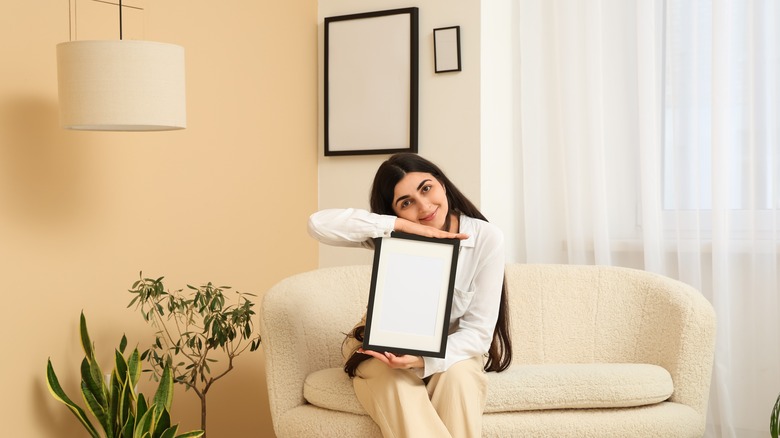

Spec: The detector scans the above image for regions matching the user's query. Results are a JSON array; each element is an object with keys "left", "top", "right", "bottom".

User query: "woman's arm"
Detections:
[
  {"left": 393, "top": 218, "right": 469, "bottom": 240},
  {"left": 308, "top": 208, "right": 468, "bottom": 248},
  {"left": 307, "top": 208, "right": 396, "bottom": 248}
]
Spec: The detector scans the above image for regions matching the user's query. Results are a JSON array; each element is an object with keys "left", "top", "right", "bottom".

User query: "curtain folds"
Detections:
[{"left": 516, "top": 1, "right": 779, "bottom": 436}]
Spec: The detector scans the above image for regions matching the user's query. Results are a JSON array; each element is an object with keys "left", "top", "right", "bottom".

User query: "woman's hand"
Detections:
[
  {"left": 394, "top": 218, "right": 469, "bottom": 240},
  {"left": 358, "top": 348, "right": 424, "bottom": 370}
]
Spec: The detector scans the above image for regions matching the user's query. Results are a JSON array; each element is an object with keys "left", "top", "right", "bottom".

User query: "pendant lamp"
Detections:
[{"left": 57, "top": 0, "right": 186, "bottom": 131}]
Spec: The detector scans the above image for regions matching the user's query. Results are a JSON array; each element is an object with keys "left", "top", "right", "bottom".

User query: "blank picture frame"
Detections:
[
  {"left": 324, "top": 8, "right": 419, "bottom": 156},
  {"left": 433, "top": 26, "right": 462, "bottom": 73},
  {"left": 363, "top": 232, "right": 460, "bottom": 358}
]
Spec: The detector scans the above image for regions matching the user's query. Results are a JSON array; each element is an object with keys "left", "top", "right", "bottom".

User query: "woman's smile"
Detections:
[{"left": 420, "top": 208, "right": 438, "bottom": 223}]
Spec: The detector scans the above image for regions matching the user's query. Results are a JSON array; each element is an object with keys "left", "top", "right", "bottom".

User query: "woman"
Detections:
[{"left": 308, "top": 153, "right": 512, "bottom": 438}]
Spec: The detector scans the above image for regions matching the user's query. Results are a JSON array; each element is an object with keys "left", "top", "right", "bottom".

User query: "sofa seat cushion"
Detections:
[
  {"left": 484, "top": 363, "right": 673, "bottom": 412},
  {"left": 303, "top": 363, "right": 674, "bottom": 415}
]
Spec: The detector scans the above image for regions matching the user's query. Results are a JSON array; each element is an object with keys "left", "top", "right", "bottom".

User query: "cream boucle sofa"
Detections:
[{"left": 259, "top": 264, "right": 716, "bottom": 437}]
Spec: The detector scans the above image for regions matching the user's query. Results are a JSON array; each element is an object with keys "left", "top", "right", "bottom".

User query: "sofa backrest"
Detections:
[
  {"left": 262, "top": 263, "right": 711, "bottom": 369},
  {"left": 504, "top": 264, "right": 707, "bottom": 367}
]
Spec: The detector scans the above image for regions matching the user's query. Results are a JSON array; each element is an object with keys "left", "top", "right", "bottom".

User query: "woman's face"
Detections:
[{"left": 391, "top": 172, "right": 449, "bottom": 230}]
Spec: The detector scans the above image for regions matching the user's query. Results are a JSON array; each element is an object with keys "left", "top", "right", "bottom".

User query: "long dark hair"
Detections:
[{"left": 344, "top": 153, "right": 512, "bottom": 376}]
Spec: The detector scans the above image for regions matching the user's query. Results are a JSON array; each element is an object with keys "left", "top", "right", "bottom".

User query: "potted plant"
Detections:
[
  {"left": 46, "top": 311, "right": 203, "bottom": 438},
  {"left": 127, "top": 274, "right": 261, "bottom": 437},
  {"left": 772, "top": 391, "right": 780, "bottom": 438}
]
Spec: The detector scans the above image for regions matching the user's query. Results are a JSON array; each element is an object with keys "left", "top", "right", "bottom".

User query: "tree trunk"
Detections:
[{"left": 201, "top": 395, "right": 207, "bottom": 438}]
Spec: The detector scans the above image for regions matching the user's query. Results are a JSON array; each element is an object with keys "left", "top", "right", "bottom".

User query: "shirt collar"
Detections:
[{"left": 458, "top": 214, "right": 476, "bottom": 248}]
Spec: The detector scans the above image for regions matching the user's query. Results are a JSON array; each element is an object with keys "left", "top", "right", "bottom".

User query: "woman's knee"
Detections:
[{"left": 429, "top": 357, "right": 488, "bottom": 396}]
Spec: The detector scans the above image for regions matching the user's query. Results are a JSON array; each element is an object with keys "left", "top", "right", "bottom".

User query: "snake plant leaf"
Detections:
[
  {"left": 81, "top": 379, "right": 111, "bottom": 437},
  {"left": 771, "top": 391, "right": 780, "bottom": 438},
  {"left": 80, "top": 357, "right": 108, "bottom": 410},
  {"left": 151, "top": 406, "right": 172, "bottom": 438},
  {"left": 121, "top": 372, "right": 137, "bottom": 424},
  {"left": 174, "top": 431, "right": 205, "bottom": 438},
  {"left": 135, "top": 394, "right": 149, "bottom": 428},
  {"left": 115, "top": 349, "right": 129, "bottom": 388},
  {"left": 109, "top": 369, "right": 126, "bottom": 435},
  {"left": 81, "top": 319, "right": 109, "bottom": 424},
  {"left": 120, "top": 334, "right": 128, "bottom": 354},
  {"left": 121, "top": 411, "right": 136, "bottom": 438},
  {"left": 158, "top": 426, "right": 178, "bottom": 438},
  {"left": 133, "top": 405, "right": 155, "bottom": 438},
  {"left": 128, "top": 348, "right": 142, "bottom": 390},
  {"left": 152, "top": 364, "right": 174, "bottom": 411},
  {"left": 46, "top": 359, "right": 100, "bottom": 438},
  {"left": 79, "top": 311, "right": 95, "bottom": 361}
]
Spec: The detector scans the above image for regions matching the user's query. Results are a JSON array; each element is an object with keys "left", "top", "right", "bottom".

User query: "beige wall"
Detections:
[{"left": 0, "top": 1, "right": 317, "bottom": 437}]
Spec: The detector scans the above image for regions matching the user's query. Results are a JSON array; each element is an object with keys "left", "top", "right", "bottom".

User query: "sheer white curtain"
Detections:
[{"left": 515, "top": 0, "right": 780, "bottom": 436}]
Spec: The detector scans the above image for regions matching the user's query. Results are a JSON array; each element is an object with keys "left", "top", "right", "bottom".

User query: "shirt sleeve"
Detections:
[
  {"left": 307, "top": 208, "right": 397, "bottom": 249},
  {"left": 418, "top": 223, "right": 505, "bottom": 378}
]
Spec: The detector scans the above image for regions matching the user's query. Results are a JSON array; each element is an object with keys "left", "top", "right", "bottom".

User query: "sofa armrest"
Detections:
[
  {"left": 259, "top": 266, "right": 372, "bottom": 432},
  {"left": 259, "top": 281, "right": 311, "bottom": 430},
  {"left": 638, "top": 273, "right": 716, "bottom": 417}
]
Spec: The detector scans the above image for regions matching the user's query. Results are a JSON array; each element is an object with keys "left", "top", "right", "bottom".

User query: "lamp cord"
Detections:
[
  {"left": 67, "top": 0, "right": 75, "bottom": 41},
  {"left": 119, "top": 0, "right": 123, "bottom": 39}
]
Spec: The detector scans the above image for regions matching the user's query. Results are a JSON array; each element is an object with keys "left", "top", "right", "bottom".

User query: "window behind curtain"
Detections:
[{"left": 662, "top": 0, "right": 778, "bottom": 212}]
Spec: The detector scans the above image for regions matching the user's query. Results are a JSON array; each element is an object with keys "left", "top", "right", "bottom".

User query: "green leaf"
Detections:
[
  {"left": 251, "top": 338, "right": 261, "bottom": 351},
  {"left": 79, "top": 311, "right": 95, "bottom": 361},
  {"left": 121, "top": 411, "right": 135, "bottom": 438},
  {"left": 117, "top": 371, "right": 135, "bottom": 427},
  {"left": 159, "top": 426, "right": 178, "bottom": 438},
  {"left": 153, "top": 364, "right": 174, "bottom": 411},
  {"left": 174, "top": 431, "right": 204, "bottom": 438},
  {"left": 46, "top": 359, "right": 100, "bottom": 438},
  {"left": 128, "top": 348, "right": 141, "bottom": 389},
  {"left": 151, "top": 406, "right": 171, "bottom": 438},
  {"left": 133, "top": 406, "right": 154, "bottom": 438},
  {"left": 80, "top": 356, "right": 107, "bottom": 409},
  {"left": 81, "top": 379, "right": 111, "bottom": 437},
  {"left": 114, "top": 349, "right": 129, "bottom": 388},
  {"left": 120, "top": 335, "right": 128, "bottom": 354},
  {"left": 136, "top": 395, "right": 149, "bottom": 428},
  {"left": 771, "top": 391, "right": 780, "bottom": 438},
  {"left": 109, "top": 371, "right": 121, "bottom": 435}
]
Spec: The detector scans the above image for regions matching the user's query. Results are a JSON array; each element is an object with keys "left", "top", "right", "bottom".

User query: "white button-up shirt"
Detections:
[{"left": 308, "top": 208, "right": 505, "bottom": 378}]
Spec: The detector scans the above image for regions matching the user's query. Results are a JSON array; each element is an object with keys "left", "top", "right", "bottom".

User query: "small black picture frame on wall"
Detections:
[
  {"left": 433, "top": 26, "right": 461, "bottom": 73},
  {"left": 324, "top": 7, "right": 419, "bottom": 156}
]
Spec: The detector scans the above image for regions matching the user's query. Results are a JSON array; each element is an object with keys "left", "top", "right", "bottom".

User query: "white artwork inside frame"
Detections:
[{"left": 377, "top": 252, "right": 444, "bottom": 337}]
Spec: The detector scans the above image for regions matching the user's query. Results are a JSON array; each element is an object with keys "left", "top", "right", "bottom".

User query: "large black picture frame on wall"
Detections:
[{"left": 324, "top": 7, "right": 419, "bottom": 156}]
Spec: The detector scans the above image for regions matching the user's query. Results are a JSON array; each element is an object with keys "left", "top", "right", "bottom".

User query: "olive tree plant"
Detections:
[{"left": 127, "top": 274, "right": 261, "bottom": 437}]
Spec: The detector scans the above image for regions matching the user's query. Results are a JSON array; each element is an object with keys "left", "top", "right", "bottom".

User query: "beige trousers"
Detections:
[{"left": 352, "top": 355, "right": 488, "bottom": 438}]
